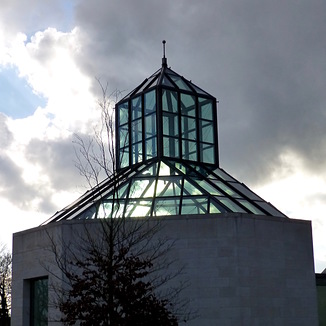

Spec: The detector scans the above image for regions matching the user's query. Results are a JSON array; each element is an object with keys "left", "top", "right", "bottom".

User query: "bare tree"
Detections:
[
  {"left": 0, "top": 244, "right": 11, "bottom": 325},
  {"left": 73, "top": 80, "right": 121, "bottom": 188},
  {"left": 46, "top": 81, "right": 190, "bottom": 325}
]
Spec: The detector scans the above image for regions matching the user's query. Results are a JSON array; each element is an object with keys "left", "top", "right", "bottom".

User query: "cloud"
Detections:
[
  {"left": 0, "top": 151, "right": 54, "bottom": 212},
  {"left": 0, "top": 0, "right": 72, "bottom": 35},
  {"left": 0, "top": 134, "right": 88, "bottom": 215},
  {"left": 2, "top": 25, "right": 99, "bottom": 157},
  {"left": 67, "top": 0, "right": 326, "bottom": 188},
  {"left": 25, "top": 136, "right": 82, "bottom": 191},
  {"left": 0, "top": 114, "right": 13, "bottom": 148},
  {"left": 0, "top": 23, "right": 99, "bottom": 215},
  {"left": 5, "top": 27, "right": 84, "bottom": 99}
]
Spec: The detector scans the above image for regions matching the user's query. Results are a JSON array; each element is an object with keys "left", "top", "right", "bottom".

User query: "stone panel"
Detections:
[{"left": 11, "top": 214, "right": 319, "bottom": 325}]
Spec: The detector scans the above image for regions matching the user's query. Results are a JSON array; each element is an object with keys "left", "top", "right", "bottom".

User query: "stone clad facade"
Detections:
[{"left": 12, "top": 213, "right": 318, "bottom": 325}]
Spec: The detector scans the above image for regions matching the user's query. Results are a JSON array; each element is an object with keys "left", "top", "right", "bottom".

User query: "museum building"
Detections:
[{"left": 11, "top": 48, "right": 319, "bottom": 325}]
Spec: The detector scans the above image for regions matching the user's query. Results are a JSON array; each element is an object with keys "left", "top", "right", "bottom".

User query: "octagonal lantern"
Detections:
[{"left": 115, "top": 56, "right": 219, "bottom": 171}]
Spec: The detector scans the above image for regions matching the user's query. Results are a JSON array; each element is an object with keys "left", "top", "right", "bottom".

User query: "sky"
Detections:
[{"left": 0, "top": 0, "right": 326, "bottom": 271}]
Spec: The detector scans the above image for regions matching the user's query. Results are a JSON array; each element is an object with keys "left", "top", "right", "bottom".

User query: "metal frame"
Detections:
[
  {"left": 43, "top": 59, "right": 287, "bottom": 225},
  {"left": 115, "top": 63, "right": 219, "bottom": 172}
]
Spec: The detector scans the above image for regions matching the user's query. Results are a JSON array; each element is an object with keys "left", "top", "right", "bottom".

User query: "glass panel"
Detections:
[
  {"left": 161, "top": 76, "right": 174, "bottom": 87},
  {"left": 119, "top": 148, "right": 129, "bottom": 168},
  {"left": 154, "top": 198, "right": 180, "bottom": 216},
  {"left": 132, "top": 142, "right": 142, "bottom": 165},
  {"left": 193, "top": 165, "right": 209, "bottom": 176},
  {"left": 181, "top": 117, "right": 196, "bottom": 140},
  {"left": 125, "top": 200, "right": 152, "bottom": 217},
  {"left": 132, "top": 96, "right": 142, "bottom": 120},
  {"left": 159, "top": 161, "right": 174, "bottom": 176},
  {"left": 118, "top": 102, "right": 129, "bottom": 126},
  {"left": 163, "top": 113, "right": 178, "bottom": 136},
  {"left": 156, "top": 177, "right": 182, "bottom": 197},
  {"left": 194, "top": 179, "right": 222, "bottom": 195},
  {"left": 212, "top": 181, "right": 242, "bottom": 198},
  {"left": 145, "top": 114, "right": 156, "bottom": 138},
  {"left": 144, "top": 89, "right": 156, "bottom": 114},
  {"left": 229, "top": 183, "right": 262, "bottom": 200},
  {"left": 136, "top": 76, "right": 157, "bottom": 94},
  {"left": 129, "top": 178, "right": 155, "bottom": 198},
  {"left": 97, "top": 201, "right": 111, "bottom": 218},
  {"left": 111, "top": 200, "right": 126, "bottom": 218},
  {"left": 219, "top": 198, "right": 246, "bottom": 213},
  {"left": 237, "top": 199, "right": 265, "bottom": 215},
  {"left": 119, "top": 125, "right": 129, "bottom": 147},
  {"left": 107, "top": 182, "right": 129, "bottom": 200},
  {"left": 183, "top": 180, "right": 203, "bottom": 196},
  {"left": 199, "top": 98, "right": 213, "bottom": 120},
  {"left": 117, "top": 183, "right": 129, "bottom": 199},
  {"left": 131, "top": 119, "right": 142, "bottom": 144},
  {"left": 210, "top": 200, "right": 228, "bottom": 213},
  {"left": 76, "top": 205, "right": 96, "bottom": 220},
  {"left": 181, "top": 93, "right": 196, "bottom": 117},
  {"left": 199, "top": 120, "right": 214, "bottom": 143},
  {"left": 145, "top": 137, "right": 157, "bottom": 160},
  {"left": 182, "top": 140, "right": 197, "bottom": 161},
  {"left": 181, "top": 197, "right": 208, "bottom": 214},
  {"left": 163, "top": 136, "right": 179, "bottom": 158},
  {"left": 168, "top": 74, "right": 192, "bottom": 91},
  {"left": 201, "top": 144, "right": 215, "bottom": 164},
  {"left": 97, "top": 197, "right": 127, "bottom": 218},
  {"left": 162, "top": 89, "right": 178, "bottom": 113},
  {"left": 254, "top": 201, "right": 287, "bottom": 217},
  {"left": 31, "top": 278, "right": 48, "bottom": 326},
  {"left": 166, "top": 69, "right": 177, "bottom": 76},
  {"left": 140, "top": 162, "right": 158, "bottom": 176},
  {"left": 192, "top": 83, "right": 209, "bottom": 95},
  {"left": 211, "top": 168, "right": 237, "bottom": 182}
]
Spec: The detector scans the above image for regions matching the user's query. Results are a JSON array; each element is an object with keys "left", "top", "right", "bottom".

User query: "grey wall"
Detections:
[{"left": 12, "top": 214, "right": 319, "bottom": 326}]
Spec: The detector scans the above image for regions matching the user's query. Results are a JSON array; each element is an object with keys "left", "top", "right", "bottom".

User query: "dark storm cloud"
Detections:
[
  {"left": 74, "top": 0, "right": 326, "bottom": 186},
  {"left": 25, "top": 136, "right": 82, "bottom": 191},
  {"left": 0, "top": 152, "right": 56, "bottom": 212},
  {"left": 217, "top": 0, "right": 326, "bottom": 183}
]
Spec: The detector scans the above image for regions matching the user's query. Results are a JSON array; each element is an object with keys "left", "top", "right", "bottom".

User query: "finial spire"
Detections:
[
  {"left": 162, "top": 40, "right": 167, "bottom": 67},
  {"left": 163, "top": 40, "right": 166, "bottom": 58}
]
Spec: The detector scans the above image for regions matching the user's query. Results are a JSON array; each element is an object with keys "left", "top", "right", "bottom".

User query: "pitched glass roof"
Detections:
[
  {"left": 121, "top": 66, "right": 213, "bottom": 101},
  {"left": 42, "top": 158, "right": 286, "bottom": 225}
]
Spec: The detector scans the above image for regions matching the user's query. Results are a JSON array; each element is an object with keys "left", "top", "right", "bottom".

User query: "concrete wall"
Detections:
[{"left": 12, "top": 214, "right": 319, "bottom": 325}]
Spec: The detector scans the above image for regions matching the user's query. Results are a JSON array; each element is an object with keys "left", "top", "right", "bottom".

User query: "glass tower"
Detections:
[{"left": 116, "top": 55, "right": 218, "bottom": 170}]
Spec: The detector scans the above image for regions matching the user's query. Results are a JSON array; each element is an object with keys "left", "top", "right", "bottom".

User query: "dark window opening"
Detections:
[{"left": 30, "top": 277, "right": 48, "bottom": 326}]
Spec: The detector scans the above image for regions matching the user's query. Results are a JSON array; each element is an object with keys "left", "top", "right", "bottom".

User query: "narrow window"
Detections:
[{"left": 30, "top": 277, "right": 48, "bottom": 326}]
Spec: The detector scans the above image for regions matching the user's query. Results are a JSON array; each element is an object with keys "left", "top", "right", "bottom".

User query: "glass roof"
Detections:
[
  {"left": 121, "top": 66, "right": 214, "bottom": 101},
  {"left": 42, "top": 57, "right": 287, "bottom": 225},
  {"left": 42, "top": 158, "right": 286, "bottom": 224}
]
